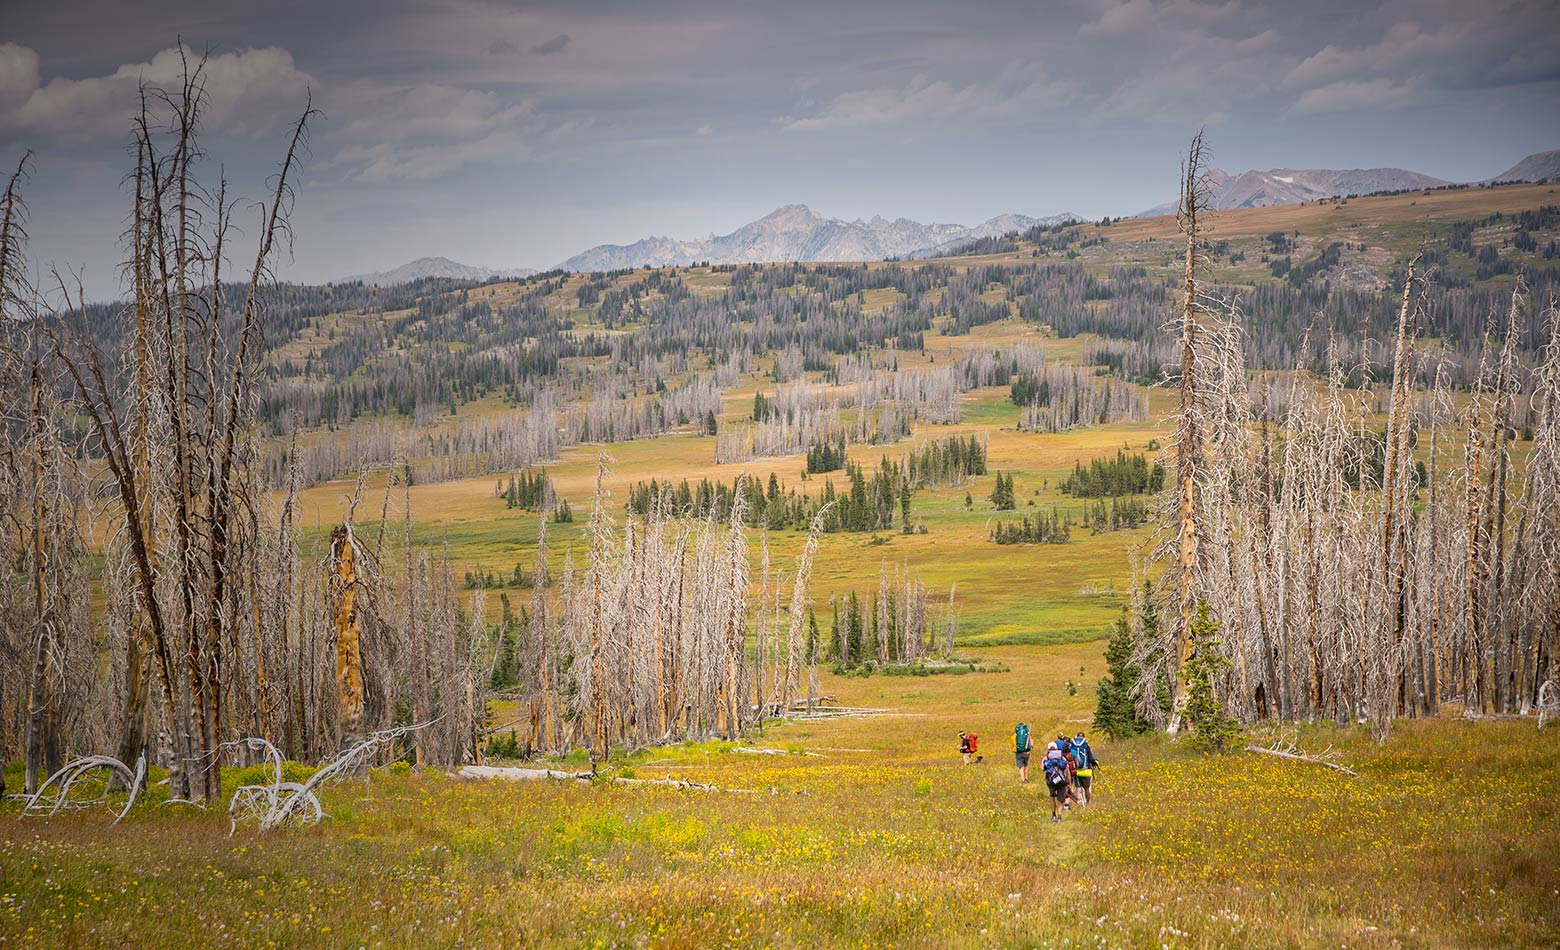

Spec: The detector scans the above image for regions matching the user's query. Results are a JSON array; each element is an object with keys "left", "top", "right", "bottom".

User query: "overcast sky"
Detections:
[{"left": 4, "top": 0, "right": 1558, "bottom": 298}]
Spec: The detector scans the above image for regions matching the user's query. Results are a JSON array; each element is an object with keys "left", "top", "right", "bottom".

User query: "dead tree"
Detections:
[
  {"left": 1167, "top": 131, "right": 1213, "bottom": 732},
  {"left": 328, "top": 524, "right": 367, "bottom": 740},
  {"left": 47, "top": 55, "right": 316, "bottom": 802}
]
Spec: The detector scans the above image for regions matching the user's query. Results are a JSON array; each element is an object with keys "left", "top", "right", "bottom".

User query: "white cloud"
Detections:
[
  {"left": 0, "top": 44, "right": 314, "bottom": 144},
  {"left": 0, "top": 43, "right": 41, "bottom": 112},
  {"left": 1293, "top": 77, "right": 1424, "bottom": 114}
]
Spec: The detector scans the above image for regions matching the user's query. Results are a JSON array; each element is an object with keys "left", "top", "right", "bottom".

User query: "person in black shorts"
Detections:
[
  {"left": 1068, "top": 731, "right": 1098, "bottom": 805},
  {"left": 1042, "top": 743, "right": 1070, "bottom": 822},
  {"left": 1014, "top": 722, "right": 1033, "bottom": 782}
]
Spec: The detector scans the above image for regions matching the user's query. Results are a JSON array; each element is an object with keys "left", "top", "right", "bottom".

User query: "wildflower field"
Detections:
[{"left": 3, "top": 642, "right": 1556, "bottom": 948}]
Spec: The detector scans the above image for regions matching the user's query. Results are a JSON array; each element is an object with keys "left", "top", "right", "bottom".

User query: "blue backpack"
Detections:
[
  {"left": 1044, "top": 756, "right": 1068, "bottom": 785},
  {"left": 1069, "top": 738, "right": 1092, "bottom": 769}
]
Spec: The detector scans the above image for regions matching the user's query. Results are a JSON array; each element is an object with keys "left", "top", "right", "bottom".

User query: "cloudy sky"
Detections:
[{"left": 4, "top": 0, "right": 1558, "bottom": 297}]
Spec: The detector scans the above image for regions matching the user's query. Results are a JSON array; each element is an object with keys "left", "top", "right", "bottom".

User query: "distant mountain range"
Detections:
[
  {"left": 339, "top": 256, "right": 537, "bottom": 286},
  {"left": 338, "top": 149, "right": 1559, "bottom": 286},
  {"left": 1137, "top": 148, "right": 1559, "bottom": 217},
  {"left": 554, "top": 204, "right": 1080, "bottom": 273}
]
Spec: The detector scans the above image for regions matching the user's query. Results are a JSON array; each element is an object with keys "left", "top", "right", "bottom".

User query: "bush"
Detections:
[
  {"left": 485, "top": 729, "right": 522, "bottom": 759},
  {"left": 229, "top": 759, "right": 318, "bottom": 789}
]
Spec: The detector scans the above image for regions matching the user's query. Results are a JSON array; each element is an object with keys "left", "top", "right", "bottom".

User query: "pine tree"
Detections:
[
  {"left": 1184, "top": 602, "right": 1239, "bottom": 752},
  {"left": 1094, "top": 608, "right": 1151, "bottom": 739}
]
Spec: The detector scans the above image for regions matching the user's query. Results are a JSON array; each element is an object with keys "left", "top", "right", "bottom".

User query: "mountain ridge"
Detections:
[
  {"left": 555, "top": 204, "right": 1080, "bottom": 273},
  {"left": 1137, "top": 148, "right": 1558, "bottom": 217}
]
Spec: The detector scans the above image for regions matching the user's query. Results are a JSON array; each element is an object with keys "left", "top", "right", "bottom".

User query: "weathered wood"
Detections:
[{"left": 1244, "top": 744, "right": 1357, "bottom": 776}]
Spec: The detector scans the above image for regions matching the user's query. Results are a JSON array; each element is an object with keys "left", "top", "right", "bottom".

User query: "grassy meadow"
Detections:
[{"left": 4, "top": 641, "right": 1558, "bottom": 947}]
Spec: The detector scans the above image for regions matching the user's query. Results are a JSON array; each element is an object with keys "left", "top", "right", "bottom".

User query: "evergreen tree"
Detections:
[
  {"left": 1184, "top": 602, "right": 1240, "bottom": 752},
  {"left": 1094, "top": 607, "right": 1152, "bottom": 739}
]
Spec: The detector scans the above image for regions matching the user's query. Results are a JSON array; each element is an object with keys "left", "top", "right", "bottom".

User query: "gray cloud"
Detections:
[
  {"left": 0, "top": 0, "right": 1555, "bottom": 299},
  {"left": 529, "top": 34, "right": 571, "bottom": 55},
  {"left": 784, "top": 64, "right": 1074, "bottom": 132}
]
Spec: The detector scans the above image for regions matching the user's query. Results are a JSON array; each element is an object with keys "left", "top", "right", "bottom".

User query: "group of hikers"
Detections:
[{"left": 958, "top": 724, "right": 1099, "bottom": 823}]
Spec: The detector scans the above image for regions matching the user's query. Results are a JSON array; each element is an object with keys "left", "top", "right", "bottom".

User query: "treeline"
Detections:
[
  {"left": 1140, "top": 137, "right": 1560, "bottom": 743},
  {"left": 989, "top": 509, "right": 1073, "bottom": 545},
  {"left": 826, "top": 568, "right": 955, "bottom": 668},
  {"left": 805, "top": 437, "right": 848, "bottom": 473},
  {"left": 1015, "top": 367, "right": 1148, "bottom": 432},
  {"left": 1081, "top": 495, "right": 1151, "bottom": 533},
  {"left": 626, "top": 457, "right": 916, "bottom": 534},
  {"left": 1060, "top": 451, "right": 1165, "bottom": 497},
  {"left": 495, "top": 469, "right": 556, "bottom": 510},
  {"left": 899, "top": 434, "right": 988, "bottom": 487}
]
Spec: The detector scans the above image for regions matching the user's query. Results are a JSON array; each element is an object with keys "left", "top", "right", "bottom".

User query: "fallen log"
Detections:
[{"left": 1244, "top": 744, "right": 1358, "bottom": 776}]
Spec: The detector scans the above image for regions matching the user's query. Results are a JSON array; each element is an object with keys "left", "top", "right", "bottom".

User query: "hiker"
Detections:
[
  {"left": 959, "top": 731, "right": 982, "bottom": 765},
  {"left": 1058, "top": 742, "right": 1080, "bottom": 811},
  {"left": 1068, "top": 731, "right": 1099, "bottom": 805},
  {"left": 1042, "top": 743, "right": 1070, "bottom": 822},
  {"left": 1014, "top": 722, "right": 1033, "bottom": 782}
]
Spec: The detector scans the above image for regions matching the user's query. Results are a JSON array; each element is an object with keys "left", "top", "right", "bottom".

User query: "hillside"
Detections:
[
  {"left": 556, "top": 204, "right": 1078, "bottom": 272},
  {"left": 1491, "top": 148, "right": 1560, "bottom": 183}
]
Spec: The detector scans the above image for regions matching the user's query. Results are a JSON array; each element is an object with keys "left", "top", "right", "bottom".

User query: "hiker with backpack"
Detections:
[
  {"left": 959, "top": 731, "right": 983, "bottom": 765},
  {"left": 1042, "top": 743, "right": 1071, "bottom": 822},
  {"left": 1059, "top": 742, "right": 1081, "bottom": 811},
  {"left": 1013, "top": 722, "right": 1033, "bottom": 782},
  {"left": 1068, "top": 731, "right": 1099, "bottom": 805}
]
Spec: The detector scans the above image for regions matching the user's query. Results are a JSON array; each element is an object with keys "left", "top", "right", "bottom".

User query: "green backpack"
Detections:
[{"left": 1015, "top": 723, "right": 1031, "bottom": 753}]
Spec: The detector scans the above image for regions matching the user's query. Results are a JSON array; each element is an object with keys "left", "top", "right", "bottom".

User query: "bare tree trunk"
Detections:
[
  {"left": 1169, "top": 131, "right": 1209, "bottom": 732},
  {"left": 329, "top": 525, "right": 366, "bottom": 740}
]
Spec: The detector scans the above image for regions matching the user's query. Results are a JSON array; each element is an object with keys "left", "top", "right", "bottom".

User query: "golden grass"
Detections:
[{"left": 4, "top": 641, "right": 1556, "bottom": 948}]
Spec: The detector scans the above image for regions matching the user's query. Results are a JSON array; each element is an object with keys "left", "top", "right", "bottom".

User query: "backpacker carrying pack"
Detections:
[{"left": 1045, "top": 756, "right": 1067, "bottom": 786}]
